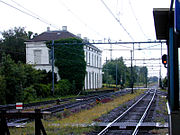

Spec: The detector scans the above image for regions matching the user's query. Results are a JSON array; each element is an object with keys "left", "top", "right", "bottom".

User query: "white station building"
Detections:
[{"left": 26, "top": 26, "right": 102, "bottom": 90}]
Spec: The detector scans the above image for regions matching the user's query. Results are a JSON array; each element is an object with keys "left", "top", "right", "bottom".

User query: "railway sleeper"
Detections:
[{"left": 96, "top": 122, "right": 168, "bottom": 130}]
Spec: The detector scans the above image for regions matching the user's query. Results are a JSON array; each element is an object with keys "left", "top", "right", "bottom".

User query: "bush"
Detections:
[
  {"left": 0, "top": 76, "right": 6, "bottom": 104},
  {"left": 55, "top": 79, "right": 71, "bottom": 96},
  {"left": 23, "top": 86, "right": 37, "bottom": 102},
  {"left": 34, "top": 83, "right": 51, "bottom": 98}
]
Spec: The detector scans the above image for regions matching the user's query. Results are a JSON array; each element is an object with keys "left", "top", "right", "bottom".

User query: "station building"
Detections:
[{"left": 25, "top": 26, "right": 102, "bottom": 90}]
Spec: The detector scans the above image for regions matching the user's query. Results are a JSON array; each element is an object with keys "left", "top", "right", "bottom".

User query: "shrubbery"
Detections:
[
  {"left": 55, "top": 79, "right": 71, "bottom": 96},
  {"left": 0, "top": 54, "right": 76, "bottom": 104},
  {"left": 34, "top": 83, "right": 51, "bottom": 98},
  {"left": 0, "top": 75, "right": 6, "bottom": 104},
  {"left": 23, "top": 86, "right": 37, "bottom": 102},
  {"left": 47, "top": 38, "right": 86, "bottom": 94}
]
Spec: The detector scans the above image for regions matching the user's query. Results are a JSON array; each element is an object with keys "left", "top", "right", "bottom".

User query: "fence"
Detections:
[{"left": 0, "top": 109, "right": 47, "bottom": 135}]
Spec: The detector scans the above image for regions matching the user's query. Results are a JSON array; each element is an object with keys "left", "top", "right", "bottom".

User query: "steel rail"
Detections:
[
  {"left": 132, "top": 89, "right": 156, "bottom": 135},
  {"left": 6, "top": 90, "right": 130, "bottom": 127},
  {"left": 97, "top": 90, "right": 150, "bottom": 135}
]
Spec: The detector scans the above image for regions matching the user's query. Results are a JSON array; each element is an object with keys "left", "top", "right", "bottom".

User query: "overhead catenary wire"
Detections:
[
  {"left": 0, "top": 0, "right": 59, "bottom": 29},
  {"left": 100, "top": 0, "right": 134, "bottom": 41},
  {"left": 58, "top": 0, "right": 106, "bottom": 39},
  {"left": 128, "top": 0, "right": 148, "bottom": 39},
  {"left": 9, "top": 0, "right": 60, "bottom": 29}
]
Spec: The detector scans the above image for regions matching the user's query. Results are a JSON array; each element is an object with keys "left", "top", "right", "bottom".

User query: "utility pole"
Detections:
[
  {"left": 160, "top": 42, "right": 162, "bottom": 88},
  {"left": 131, "top": 50, "right": 134, "bottom": 94},
  {"left": 51, "top": 40, "right": 55, "bottom": 96},
  {"left": 110, "top": 44, "right": 112, "bottom": 61},
  {"left": 116, "top": 63, "right": 117, "bottom": 89},
  {"left": 145, "top": 69, "right": 148, "bottom": 88}
]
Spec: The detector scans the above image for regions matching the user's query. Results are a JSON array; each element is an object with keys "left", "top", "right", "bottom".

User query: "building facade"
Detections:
[
  {"left": 84, "top": 44, "right": 102, "bottom": 89},
  {"left": 26, "top": 26, "right": 102, "bottom": 89}
]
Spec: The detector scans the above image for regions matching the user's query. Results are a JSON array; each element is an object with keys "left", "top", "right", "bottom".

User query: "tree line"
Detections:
[{"left": 102, "top": 57, "right": 150, "bottom": 88}]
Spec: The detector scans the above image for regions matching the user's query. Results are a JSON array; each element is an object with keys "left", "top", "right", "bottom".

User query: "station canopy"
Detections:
[{"left": 153, "top": 8, "right": 174, "bottom": 40}]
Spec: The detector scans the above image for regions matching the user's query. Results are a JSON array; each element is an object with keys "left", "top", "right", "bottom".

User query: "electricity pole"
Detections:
[
  {"left": 116, "top": 63, "right": 117, "bottom": 89},
  {"left": 131, "top": 50, "right": 134, "bottom": 94},
  {"left": 51, "top": 40, "right": 55, "bottom": 96}
]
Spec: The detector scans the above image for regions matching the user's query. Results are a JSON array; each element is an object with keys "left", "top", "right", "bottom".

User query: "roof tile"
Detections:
[{"left": 29, "top": 30, "right": 78, "bottom": 42}]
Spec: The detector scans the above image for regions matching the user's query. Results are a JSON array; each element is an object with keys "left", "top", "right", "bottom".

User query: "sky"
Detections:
[{"left": 0, "top": 0, "right": 171, "bottom": 78}]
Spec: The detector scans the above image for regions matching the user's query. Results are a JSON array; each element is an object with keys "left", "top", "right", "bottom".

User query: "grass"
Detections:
[
  {"left": 159, "top": 88, "right": 168, "bottom": 92},
  {"left": 150, "top": 128, "right": 168, "bottom": 135},
  {"left": 26, "top": 95, "right": 78, "bottom": 104},
  {"left": 10, "top": 89, "right": 145, "bottom": 135}
]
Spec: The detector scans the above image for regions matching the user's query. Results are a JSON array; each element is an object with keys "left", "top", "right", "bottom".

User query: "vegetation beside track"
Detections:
[{"left": 10, "top": 89, "right": 145, "bottom": 135}]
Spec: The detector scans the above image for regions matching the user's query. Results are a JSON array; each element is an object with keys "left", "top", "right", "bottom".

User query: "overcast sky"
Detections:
[{"left": 0, "top": 0, "right": 171, "bottom": 77}]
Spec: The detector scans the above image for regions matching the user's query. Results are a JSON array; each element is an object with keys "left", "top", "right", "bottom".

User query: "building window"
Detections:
[
  {"left": 34, "top": 50, "right": 41, "bottom": 64},
  {"left": 92, "top": 72, "right": 94, "bottom": 89},
  {"left": 49, "top": 50, "right": 51, "bottom": 64},
  {"left": 86, "top": 73, "right": 88, "bottom": 89},
  {"left": 97, "top": 56, "right": 99, "bottom": 68},
  {"left": 89, "top": 72, "right": 91, "bottom": 89},
  {"left": 94, "top": 55, "right": 96, "bottom": 67},
  {"left": 86, "top": 52, "right": 88, "bottom": 63},
  {"left": 89, "top": 53, "right": 91, "bottom": 65},
  {"left": 92, "top": 54, "right": 94, "bottom": 66},
  {"left": 95, "top": 73, "right": 96, "bottom": 88}
]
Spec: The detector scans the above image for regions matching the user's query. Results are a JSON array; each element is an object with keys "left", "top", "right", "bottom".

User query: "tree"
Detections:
[
  {"left": 39, "top": 70, "right": 57, "bottom": 84},
  {"left": 149, "top": 76, "right": 158, "bottom": 83},
  {"left": 162, "top": 76, "right": 168, "bottom": 88},
  {"left": 102, "top": 57, "right": 148, "bottom": 88},
  {"left": 0, "top": 54, "right": 49, "bottom": 104},
  {"left": 47, "top": 38, "right": 86, "bottom": 94},
  {"left": 0, "top": 75, "right": 6, "bottom": 104},
  {"left": 0, "top": 27, "right": 35, "bottom": 63},
  {"left": 0, "top": 54, "right": 19, "bottom": 103},
  {"left": 103, "top": 57, "right": 129, "bottom": 87}
]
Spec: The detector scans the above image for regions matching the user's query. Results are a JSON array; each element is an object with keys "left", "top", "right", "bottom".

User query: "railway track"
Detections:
[
  {"left": 0, "top": 90, "right": 115, "bottom": 111},
  {"left": 41, "top": 89, "right": 131, "bottom": 113},
  {"left": 97, "top": 89, "right": 157, "bottom": 135},
  {"left": 3, "top": 89, "right": 134, "bottom": 127}
]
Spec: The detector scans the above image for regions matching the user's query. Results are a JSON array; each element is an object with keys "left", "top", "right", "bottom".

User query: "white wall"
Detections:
[
  {"left": 84, "top": 45, "right": 102, "bottom": 89},
  {"left": 26, "top": 42, "right": 50, "bottom": 65}
]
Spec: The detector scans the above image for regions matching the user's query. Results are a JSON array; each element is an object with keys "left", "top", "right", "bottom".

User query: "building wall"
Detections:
[
  {"left": 26, "top": 42, "right": 50, "bottom": 65},
  {"left": 84, "top": 45, "right": 102, "bottom": 89},
  {"left": 26, "top": 42, "right": 102, "bottom": 89}
]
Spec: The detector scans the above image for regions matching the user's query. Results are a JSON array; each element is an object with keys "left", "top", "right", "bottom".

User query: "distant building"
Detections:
[{"left": 25, "top": 26, "right": 102, "bottom": 89}]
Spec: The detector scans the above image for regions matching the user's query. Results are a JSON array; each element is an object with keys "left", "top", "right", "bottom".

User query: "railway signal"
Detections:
[{"left": 162, "top": 54, "right": 167, "bottom": 68}]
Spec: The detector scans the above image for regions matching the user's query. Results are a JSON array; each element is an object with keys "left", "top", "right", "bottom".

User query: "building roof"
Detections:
[
  {"left": 28, "top": 30, "right": 78, "bottom": 42},
  {"left": 27, "top": 28, "right": 102, "bottom": 52},
  {"left": 153, "top": 8, "right": 174, "bottom": 40}
]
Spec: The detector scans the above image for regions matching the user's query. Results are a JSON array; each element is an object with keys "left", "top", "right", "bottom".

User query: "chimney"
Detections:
[
  {"left": 77, "top": 34, "right": 81, "bottom": 38},
  {"left": 62, "top": 26, "right": 67, "bottom": 31},
  {"left": 83, "top": 37, "right": 89, "bottom": 42},
  {"left": 47, "top": 27, "right": 50, "bottom": 31}
]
